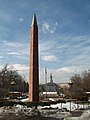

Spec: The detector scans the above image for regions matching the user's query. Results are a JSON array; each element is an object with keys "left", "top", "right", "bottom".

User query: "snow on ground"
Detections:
[
  {"left": 0, "top": 102, "right": 90, "bottom": 120},
  {"left": 50, "top": 102, "right": 89, "bottom": 111},
  {"left": 21, "top": 98, "right": 29, "bottom": 102},
  {"left": 64, "top": 110, "right": 90, "bottom": 120},
  {"left": 21, "top": 98, "right": 89, "bottom": 112},
  {"left": 50, "top": 102, "right": 76, "bottom": 111}
]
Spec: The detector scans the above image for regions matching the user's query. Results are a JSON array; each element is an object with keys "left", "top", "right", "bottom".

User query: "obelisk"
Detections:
[{"left": 29, "top": 14, "right": 39, "bottom": 102}]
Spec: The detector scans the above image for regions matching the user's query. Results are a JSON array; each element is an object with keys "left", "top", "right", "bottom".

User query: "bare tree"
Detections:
[
  {"left": 67, "top": 70, "right": 90, "bottom": 99},
  {"left": 0, "top": 64, "right": 28, "bottom": 98}
]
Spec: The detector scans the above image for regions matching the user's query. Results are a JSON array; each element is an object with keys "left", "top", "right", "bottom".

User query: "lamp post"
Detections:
[
  {"left": 11, "top": 81, "right": 16, "bottom": 100},
  {"left": 60, "top": 87, "right": 63, "bottom": 109},
  {"left": 68, "top": 81, "right": 73, "bottom": 98},
  {"left": 68, "top": 81, "right": 73, "bottom": 111}
]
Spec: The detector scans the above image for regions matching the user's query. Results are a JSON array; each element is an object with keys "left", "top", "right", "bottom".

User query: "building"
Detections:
[{"left": 39, "top": 73, "right": 60, "bottom": 92}]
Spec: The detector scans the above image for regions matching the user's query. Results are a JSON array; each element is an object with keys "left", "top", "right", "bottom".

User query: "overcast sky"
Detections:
[{"left": 0, "top": 0, "right": 90, "bottom": 83}]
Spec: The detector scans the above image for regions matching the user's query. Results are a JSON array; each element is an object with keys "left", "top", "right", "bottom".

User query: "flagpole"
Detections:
[{"left": 45, "top": 67, "right": 47, "bottom": 98}]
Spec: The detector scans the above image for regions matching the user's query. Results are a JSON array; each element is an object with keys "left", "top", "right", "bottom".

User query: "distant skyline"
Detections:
[{"left": 0, "top": 0, "right": 90, "bottom": 83}]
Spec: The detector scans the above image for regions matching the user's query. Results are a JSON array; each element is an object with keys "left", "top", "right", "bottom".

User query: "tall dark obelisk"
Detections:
[{"left": 29, "top": 14, "right": 39, "bottom": 102}]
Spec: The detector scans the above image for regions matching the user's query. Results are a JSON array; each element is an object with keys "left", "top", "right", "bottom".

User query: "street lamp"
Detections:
[
  {"left": 11, "top": 81, "right": 16, "bottom": 100},
  {"left": 60, "top": 87, "right": 63, "bottom": 109},
  {"left": 68, "top": 81, "right": 73, "bottom": 86},
  {"left": 68, "top": 81, "right": 73, "bottom": 111}
]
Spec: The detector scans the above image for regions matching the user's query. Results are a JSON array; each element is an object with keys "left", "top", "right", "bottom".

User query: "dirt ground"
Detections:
[{"left": 0, "top": 114, "right": 61, "bottom": 120}]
